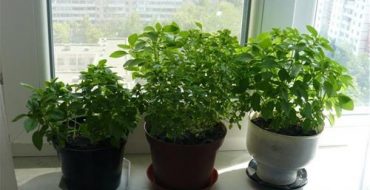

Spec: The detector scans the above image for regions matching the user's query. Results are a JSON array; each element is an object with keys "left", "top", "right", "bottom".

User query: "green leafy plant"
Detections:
[
  {"left": 13, "top": 61, "right": 138, "bottom": 150},
  {"left": 111, "top": 22, "right": 244, "bottom": 144},
  {"left": 237, "top": 26, "right": 354, "bottom": 135}
]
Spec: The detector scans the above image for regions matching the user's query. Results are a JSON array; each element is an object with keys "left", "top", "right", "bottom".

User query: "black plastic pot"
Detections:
[
  {"left": 56, "top": 140, "right": 126, "bottom": 190},
  {"left": 145, "top": 123, "right": 226, "bottom": 190}
]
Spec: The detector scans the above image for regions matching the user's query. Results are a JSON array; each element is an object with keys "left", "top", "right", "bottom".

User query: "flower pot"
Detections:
[
  {"left": 246, "top": 119, "right": 321, "bottom": 185},
  {"left": 57, "top": 140, "right": 126, "bottom": 190},
  {"left": 145, "top": 123, "right": 226, "bottom": 190}
]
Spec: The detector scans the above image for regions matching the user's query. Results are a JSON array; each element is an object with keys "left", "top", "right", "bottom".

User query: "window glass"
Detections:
[
  {"left": 51, "top": 0, "right": 244, "bottom": 87},
  {"left": 315, "top": 0, "right": 370, "bottom": 110}
]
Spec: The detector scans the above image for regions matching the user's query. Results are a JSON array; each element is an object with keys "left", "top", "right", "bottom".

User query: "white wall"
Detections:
[
  {"left": 249, "top": 0, "right": 317, "bottom": 37},
  {"left": 0, "top": 85, "right": 18, "bottom": 190},
  {"left": 0, "top": 0, "right": 51, "bottom": 156}
]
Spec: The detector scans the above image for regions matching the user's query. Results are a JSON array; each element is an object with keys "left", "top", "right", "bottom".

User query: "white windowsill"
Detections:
[{"left": 15, "top": 124, "right": 370, "bottom": 190}]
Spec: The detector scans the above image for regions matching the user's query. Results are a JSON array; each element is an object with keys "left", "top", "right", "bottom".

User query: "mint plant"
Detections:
[
  {"left": 13, "top": 61, "right": 138, "bottom": 150},
  {"left": 237, "top": 26, "right": 354, "bottom": 135},
  {"left": 111, "top": 22, "right": 244, "bottom": 143}
]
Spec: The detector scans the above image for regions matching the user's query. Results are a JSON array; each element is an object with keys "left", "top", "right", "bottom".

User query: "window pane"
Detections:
[
  {"left": 51, "top": 0, "right": 245, "bottom": 86},
  {"left": 315, "top": 0, "right": 370, "bottom": 109}
]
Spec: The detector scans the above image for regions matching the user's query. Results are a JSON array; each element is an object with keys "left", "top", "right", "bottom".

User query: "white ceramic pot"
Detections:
[{"left": 246, "top": 118, "right": 321, "bottom": 185}]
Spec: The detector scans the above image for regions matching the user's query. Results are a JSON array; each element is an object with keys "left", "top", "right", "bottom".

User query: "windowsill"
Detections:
[{"left": 15, "top": 124, "right": 370, "bottom": 190}]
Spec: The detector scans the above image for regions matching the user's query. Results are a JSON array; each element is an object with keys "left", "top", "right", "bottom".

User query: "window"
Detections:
[
  {"left": 50, "top": 0, "right": 246, "bottom": 85},
  {"left": 315, "top": 0, "right": 370, "bottom": 111}
]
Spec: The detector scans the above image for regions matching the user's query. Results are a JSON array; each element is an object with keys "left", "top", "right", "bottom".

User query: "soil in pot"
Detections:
[
  {"left": 56, "top": 138, "right": 126, "bottom": 190},
  {"left": 252, "top": 118, "right": 317, "bottom": 136},
  {"left": 145, "top": 123, "right": 226, "bottom": 190}
]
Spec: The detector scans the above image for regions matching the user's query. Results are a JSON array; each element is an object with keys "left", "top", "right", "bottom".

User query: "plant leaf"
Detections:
[
  {"left": 98, "top": 59, "right": 107, "bottom": 65},
  {"left": 338, "top": 94, "right": 354, "bottom": 110},
  {"left": 117, "top": 44, "right": 131, "bottom": 49},
  {"left": 128, "top": 34, "right": 138, "bottom": 46},
  {"left": 306, "top": 25, "right": 318, "bottom": 36},
  {"left": 278, "top": 69, "right": 290, "bottom": 81},
  {"left": 250, "top": 93, "right": 261, "bottom": 111},
  {"left": 24, "top": 118, "right": 38, "bottom": 133},
  {"left": 20, "top": 83, "right": 35, "bottom": 90},
  {"left": 32, "top": 131, "right": 43, "bottom": 150},
  {"left": 163, "top": 24, "right": 179, "bottom": 33},
  {"left": 12, "top": 114, "right": 27, "bottom": 122},
  {"left": 195, "top": 22, "right": 203, "bottom": 29},
  {"left": 110, "top": 50, "right": 127, "bottom": 58},
  {"left": 124, "top": 59, "right": 146, "bottom": 69},
  {"left": 328, "top": 113, "right": 335, "bottom": 126}
]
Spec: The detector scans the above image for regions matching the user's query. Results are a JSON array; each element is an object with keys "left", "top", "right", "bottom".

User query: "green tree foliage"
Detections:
[
  {"left": 53, "top": 22, "right": 71, "bottom": 43},
  {"left": 173, "top": 0, "right": 243, "bottom": 37},
  {"left": 52, "top": 0, "right": 244, "bottom": 43}
]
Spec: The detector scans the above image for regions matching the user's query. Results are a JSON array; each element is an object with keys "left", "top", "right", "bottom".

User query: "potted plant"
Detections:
[
  {"left": 13, "top": 61, "right": 138, "bottom": 190},
  {"left": 236, "top": 26, "right": 354, "bottom": 186},
  {"left": 111, "top": 22, "right": 244, "bottom": 189}
]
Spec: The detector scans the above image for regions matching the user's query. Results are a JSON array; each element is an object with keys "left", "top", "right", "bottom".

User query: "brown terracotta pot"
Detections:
[{"left": 145, "top": 123, "right": 226, "bottom": 190}]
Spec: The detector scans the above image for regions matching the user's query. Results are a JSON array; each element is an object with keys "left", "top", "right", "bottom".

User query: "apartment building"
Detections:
[
  {"left": 316, "top": 0, "right": 370, "bottom": 55},
  {"left": 52, "top": 0, "right": 183, "bottom": 22}
]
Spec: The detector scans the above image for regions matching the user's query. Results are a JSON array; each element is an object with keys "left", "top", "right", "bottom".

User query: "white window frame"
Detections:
[{"left": 3, "top": 0, "right": 363, "bottom": 156}]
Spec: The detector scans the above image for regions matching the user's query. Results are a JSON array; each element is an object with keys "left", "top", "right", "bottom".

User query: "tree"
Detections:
[
  {"left": 53, "top": 22, "right": 71, "bottom": 43},
  {"left": 118, "top": 12, "right": 144, "bottom": 37},
  {"left": 330, "top": 40, "right": 370, "bottom": 106},
  {"left": 173, "top": 0, "right": 243, "bottom": 37}
]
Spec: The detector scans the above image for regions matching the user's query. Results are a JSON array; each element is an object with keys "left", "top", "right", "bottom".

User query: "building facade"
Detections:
[
  {"left": 52, "top": 0, "right": 183, "bottom": 23},
  {"left": 315, "top": 0, "right": 370, "bottom": 55}
]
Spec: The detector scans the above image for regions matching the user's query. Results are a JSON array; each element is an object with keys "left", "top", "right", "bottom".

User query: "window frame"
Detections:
[{"left": 4, "top": 0, "right": 363, "bottom": 156}]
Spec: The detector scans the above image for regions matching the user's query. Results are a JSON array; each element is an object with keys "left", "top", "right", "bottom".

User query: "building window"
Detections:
[
  {"left": 315, "top": 0, "right": 370, "bottom": 109},
  {"left": 51, "top": 0, "right": 245, "bottom": 85}
]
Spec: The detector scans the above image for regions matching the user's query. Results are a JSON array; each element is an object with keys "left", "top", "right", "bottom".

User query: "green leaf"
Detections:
[
  {"left": 250, "top": 93, "right": 261, "bottom": 111},
  {"left": 144, "top": 26, "right": 155, "bottom": 32},
  {"left": 134, "top": 41, "right": 146, "bottom": 50},
  {"left": 110, "top": 50, "right": 127, "bottom": 58},
  {"left": 261, "top": 57, "right": 276, "bottom": 68},
  {"left": 20, "top": 83, "right": 35, "bottom": 90},
  {"left": 12, "top": 114, "right": 27, "bottom": 122},
  {"left": 335, "top": 105, "right": 342, "bottom": 117},
  {"left": 324, "top": 81, "right": 335, "bottom": 97},
  {"left": 32, "top": 131, "right": 43, "bottom": 150},
  {"left": 278, "top": 69, "right": 290, "bottom": 81},
  {"left": 48, "top": 110, "right": 65, "bottom": 121},
  {"left": 98, "top": 59, "right": 107, "bottom": 65},
  {"left": 235, "top": 53, "right": 252, "bottom": 62},
  {"left": 117, "top": 44, "right": 131, "bottom": 49},
  {"left": 155, "top": 23, "right": 162, "bottom": 31},
  {"left": 340, "top": 75, "right": 353, "bottom": 86},
  {"left": 261, "top": 101, "right": 274, "bottom": 119},
  {"left": 234, "top": 78, "right": 249, "bottom": 93},
  {"left": 321, "top": 40, "right": 334, "bottom": 51},
  {"left": 338, "top": 94, "right": 354, "bottom": 110},
  {"left": 163, "top": 24, "right": 179, "bottom": 33},
  {"left": 290, "top": 64, "right": 302, "bottom": 77},
  {"left": 257, "top": 33, "right": 271, "bottom": 48},
  {"left": 24, "top": 118, "right": 38, "bottom": 133},
  {"left": 306, "top": 25, "right": 318, "bottom": 36},
  {"left": 124, "top": 59, "right": 146, "bottom": 69},
  {"left": 195, "top": 22, "right": 203, "bottom": 29},
  {"left": 128, "top": 34, "right": 138, "bottom": 46},
  {"left": 313, "top": 79, "right": 321, "bottom": 91},
  {"left": 144, "top": 31, "right": 158, "bottom": 41},
  {"left": 328, "top": 113, "right": 335, "bottom": 126}
]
